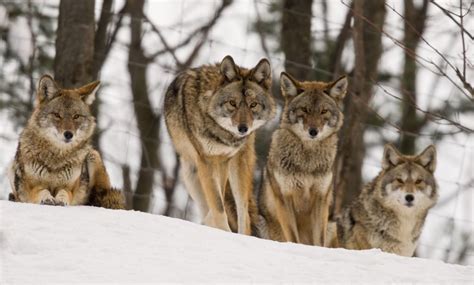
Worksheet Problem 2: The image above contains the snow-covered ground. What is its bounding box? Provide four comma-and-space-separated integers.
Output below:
0, 201, 472, 283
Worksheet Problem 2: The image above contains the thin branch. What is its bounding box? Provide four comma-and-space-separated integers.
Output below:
430, 0, 474, 40
385, 2, 474, 98
179, 0, 233, 70
253, 0, 270, 57
145, 0, 232, 66
341, 0, 472, 100
143, 13, 183, 66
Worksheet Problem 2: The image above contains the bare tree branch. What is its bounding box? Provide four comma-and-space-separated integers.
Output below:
430, 0, 474, 40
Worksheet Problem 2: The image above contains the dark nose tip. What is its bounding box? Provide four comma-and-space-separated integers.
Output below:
238, 124, 248, 134
405, 194, 414, 203
309, 128, 318, 137
64, 131, 73, 140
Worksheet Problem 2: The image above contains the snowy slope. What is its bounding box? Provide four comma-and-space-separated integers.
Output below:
0, 201, 472, 283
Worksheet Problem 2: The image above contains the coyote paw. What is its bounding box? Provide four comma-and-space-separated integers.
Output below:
40, 197, 57, 205
54, 190, 70, 206
54, 200, 67, 206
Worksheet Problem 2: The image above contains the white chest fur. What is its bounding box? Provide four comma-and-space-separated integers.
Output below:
395, 216, 418, 256
274, 171, 332, 197
24, 162, 82, 188
196, 134, 241, 157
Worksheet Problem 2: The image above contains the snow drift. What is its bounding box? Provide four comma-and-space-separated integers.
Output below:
0, 201, 472, 283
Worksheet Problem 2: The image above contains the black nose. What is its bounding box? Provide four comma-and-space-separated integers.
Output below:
64, 131, 73, 140
238, 124, 248, 134
405, 194, 414, 203
309, 128, 318, 137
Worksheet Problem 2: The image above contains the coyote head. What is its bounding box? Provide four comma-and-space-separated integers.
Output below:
279, 72, 348, 142
208, 55, 276, 137
30, 75, 100, 149
374, 144, 438, 214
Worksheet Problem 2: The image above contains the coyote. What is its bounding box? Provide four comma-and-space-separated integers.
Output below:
164, 55, 275, 234
8, 75, 124, 209
331, 144, 438, 256
258, 72, 348, 245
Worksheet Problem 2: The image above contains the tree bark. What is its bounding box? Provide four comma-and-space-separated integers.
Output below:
333, 0, 386, 215
127, 0, 161, 212
398, 0, 429, 154
281, 0, 313, 80
54, 0, 95, 88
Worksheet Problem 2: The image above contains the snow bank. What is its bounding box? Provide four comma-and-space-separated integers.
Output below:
0, 201, 472, 283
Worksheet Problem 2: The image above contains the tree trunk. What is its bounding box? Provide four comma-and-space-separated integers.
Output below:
398, 0, 429, 154
54, 0, 95, 88
281, 0, 313, 80
127, 0, 161, 212
333, 0, 386, 215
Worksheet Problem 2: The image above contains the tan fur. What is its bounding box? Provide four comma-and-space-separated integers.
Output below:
8, 75, 124, 209
333, 144, 438, 256
164, 56, 276, 235
258, 72, 348, 245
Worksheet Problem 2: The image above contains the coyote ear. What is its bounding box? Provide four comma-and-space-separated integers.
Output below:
280, 72, 299, 98
416, 145, 436, 173
220, 55, 240, 82
37, 75, 59, 103
326, 76, 348, 101
76, 80, 100, 105
251, 58, 271, 84
382, 144, 403, 170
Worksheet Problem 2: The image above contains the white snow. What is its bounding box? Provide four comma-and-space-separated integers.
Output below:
1, 201, 472, 283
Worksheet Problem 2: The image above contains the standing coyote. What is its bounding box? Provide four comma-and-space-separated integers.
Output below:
258, 72, 348, 245
330, 144, 438, 256
8, 75, 124, 209
164, 55, 275, 234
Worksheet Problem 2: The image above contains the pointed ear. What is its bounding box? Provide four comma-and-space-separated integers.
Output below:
416, 145, 436, 173
280, 72, 299, 99
220, 55, 240, 82
76, 80, 100, 105
382, 144, 403, 170
37, 75, 59, 104
251, 58, 271, 83
327, 76, 348, 101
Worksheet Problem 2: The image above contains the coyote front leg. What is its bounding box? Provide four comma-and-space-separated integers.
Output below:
274, 198, 300, 243
228, 152, 253, 235
197, 159, 231, 232
312, 190, 331, 246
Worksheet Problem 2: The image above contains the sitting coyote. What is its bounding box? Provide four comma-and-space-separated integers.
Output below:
258, 72, 348, 245
329, 144, 438, 256
8, 75, 124, 209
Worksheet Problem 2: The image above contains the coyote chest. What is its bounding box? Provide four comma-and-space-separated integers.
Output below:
24, 159, 84, 189
275, 171, 332, 211
195, 133, 242, 157
369, 216, 418, 257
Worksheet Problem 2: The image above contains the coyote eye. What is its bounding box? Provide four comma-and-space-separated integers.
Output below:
415, 179, 423, 184
229, 100, 237, 107
301, 107, 308, 113
73, 114, 80, 120
321, 109, 328, 114
396, 178, 404, 184
250, 102, 257, 108
53, 112, 61, 119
